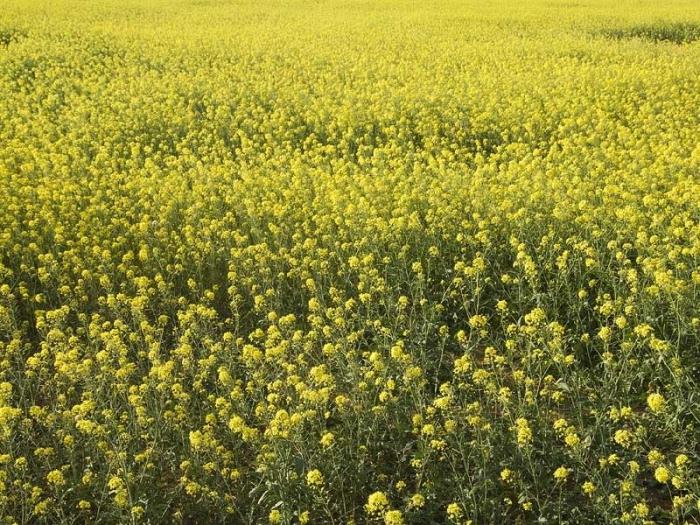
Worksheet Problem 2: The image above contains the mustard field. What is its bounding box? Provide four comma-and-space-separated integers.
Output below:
1, 0, 700, 523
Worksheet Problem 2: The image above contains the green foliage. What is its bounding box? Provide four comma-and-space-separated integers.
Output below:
602, 21, 700, 44
0, 27, 26, 47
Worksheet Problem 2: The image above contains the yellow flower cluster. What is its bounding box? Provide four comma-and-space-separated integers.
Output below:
0, 0, 699, 523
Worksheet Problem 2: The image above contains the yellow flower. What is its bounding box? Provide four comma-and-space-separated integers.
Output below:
500, 468, 513, 483
564, 432, 580, 448
654, 466, 671, 484
646, 393, 666, 414
634, 503, 649, 518
306, 469, 324, 488
647, 449, 665, 465
46, 470, 65, 487
384, 510, 404, 525
320, 432, 335, 447
365, 491, 389, 514
553, 466, 569, 482
614, 429, 633, 448
514, 418, 533, 447
446, 502, 463, 521
675, 454, 689, 468
408, 494, 425, 509
553, 418, 568, 432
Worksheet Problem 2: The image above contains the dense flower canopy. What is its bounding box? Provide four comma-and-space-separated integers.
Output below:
1, 0, 700, 523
